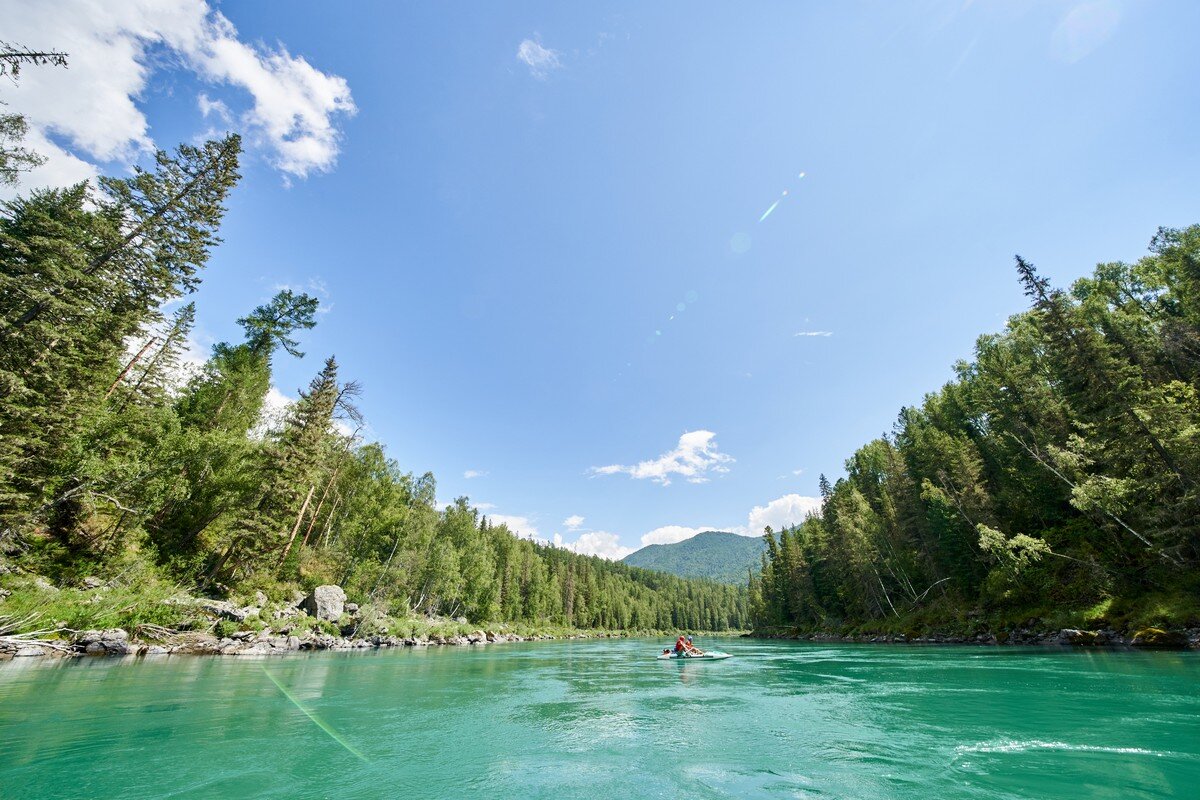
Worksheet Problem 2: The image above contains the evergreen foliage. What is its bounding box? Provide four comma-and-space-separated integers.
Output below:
752, 233, 1200, 631
0, 135, 746, 632
623, 531, 767, 584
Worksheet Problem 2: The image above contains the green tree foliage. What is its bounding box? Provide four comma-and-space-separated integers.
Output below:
0, 130, 744, 631
754, 228, 1200, 630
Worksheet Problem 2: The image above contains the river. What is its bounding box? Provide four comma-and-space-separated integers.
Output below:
1, 637, 1197, 798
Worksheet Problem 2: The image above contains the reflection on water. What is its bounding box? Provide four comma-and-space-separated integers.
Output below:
1, 638, 1198, 799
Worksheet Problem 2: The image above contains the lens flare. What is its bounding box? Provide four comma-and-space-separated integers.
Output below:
758, 200, 780, 223
262, 666, 368, 762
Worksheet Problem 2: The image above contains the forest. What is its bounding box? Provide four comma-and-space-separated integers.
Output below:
0, 133, 746, 635
751, 230, 1200, 634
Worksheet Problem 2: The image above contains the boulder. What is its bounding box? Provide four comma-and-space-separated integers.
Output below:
345, 603, 360, 615
81, 576, 104, 589
1130, 628, 1190, 649
77, 628, 129, 655
1059, 629, 1100, 646
302, 585, 346, 621
32, 576, 58, 593
196, 599, 255, 622
14, 645, 47, 658
254, 591, 269, 607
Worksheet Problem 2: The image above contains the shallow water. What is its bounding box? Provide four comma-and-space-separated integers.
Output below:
1, 638, 1197, 799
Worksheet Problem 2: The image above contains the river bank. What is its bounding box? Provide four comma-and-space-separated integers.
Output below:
0, 577, 732, 662
749, 625, 1200, 649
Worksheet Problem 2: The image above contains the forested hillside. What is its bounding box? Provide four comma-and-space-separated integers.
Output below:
751, 230, 1200, 634
623, 531, 766, 584
0, 135, 746, 634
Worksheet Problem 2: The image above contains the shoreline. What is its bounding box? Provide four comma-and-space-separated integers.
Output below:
0, 627, 745, 663
748, 626, 1200, 650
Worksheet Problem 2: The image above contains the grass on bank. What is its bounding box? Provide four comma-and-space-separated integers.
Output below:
0, 554, 735, 645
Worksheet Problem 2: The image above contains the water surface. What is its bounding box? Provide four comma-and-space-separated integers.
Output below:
2, 638, 1197, 799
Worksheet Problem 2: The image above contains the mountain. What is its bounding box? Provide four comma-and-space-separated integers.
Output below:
622, 531, 765, 584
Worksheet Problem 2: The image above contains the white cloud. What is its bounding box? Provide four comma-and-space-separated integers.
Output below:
794, 331, 833, 337
516, 38, 562, 79
0, 0, 355, 188
197, 92, 231, 122
463, 469, 488, 479
563, 515, 585, 530
640, 525, 715, 547
636, 493, 822, 549
554, 531, 633, 561
590, 430, 734, 486
250, 385, 294, 439
489, 514, 540, 540
745, 494, 822, 535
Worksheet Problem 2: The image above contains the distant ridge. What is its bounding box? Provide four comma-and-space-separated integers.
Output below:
622, 531, 765, 584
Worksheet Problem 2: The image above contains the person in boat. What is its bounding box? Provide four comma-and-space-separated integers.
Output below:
674, 633, 688, 656
685, 635, 705, 656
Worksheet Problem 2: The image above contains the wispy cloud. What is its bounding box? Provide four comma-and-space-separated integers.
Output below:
517, 38, 562, 79
563, 515, 585, 530
463, 469, 488, 479
794, 331, 833, 337
197, 92, 232, 123
489, 514, 539, 540
590, 430, 734, 486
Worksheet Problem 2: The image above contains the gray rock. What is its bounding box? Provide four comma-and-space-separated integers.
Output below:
286, 636, 301, 651
81, 576, 104, 589
144, 645, 169, 655
1060, 628, 1100, 646
302, 585, 346, 621
14, 645, 46, 657
33, 576, 58, 592
254, 591, 269, 607
196, 599, 256, 622
454, 616, 468, 624
345, 603, 360, 615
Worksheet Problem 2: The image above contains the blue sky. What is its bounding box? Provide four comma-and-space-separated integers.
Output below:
6, 1, 1200, 558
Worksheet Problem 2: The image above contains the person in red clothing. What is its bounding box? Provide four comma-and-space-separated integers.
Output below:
674, 634, 688, 656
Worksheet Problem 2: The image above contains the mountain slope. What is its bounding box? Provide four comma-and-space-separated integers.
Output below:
622, 531, 765, 584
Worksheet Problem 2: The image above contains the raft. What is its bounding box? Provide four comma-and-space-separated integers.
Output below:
657, 651, 732, 660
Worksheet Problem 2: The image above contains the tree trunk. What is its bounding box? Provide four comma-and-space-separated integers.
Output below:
278, 485, 316, 567
106, 336, 157, 399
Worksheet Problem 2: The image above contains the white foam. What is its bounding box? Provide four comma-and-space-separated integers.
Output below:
955, 740, 1160, 758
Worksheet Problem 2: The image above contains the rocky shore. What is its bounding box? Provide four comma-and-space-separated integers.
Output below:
0, 625, 564, 661
751, 625, 1200, 649
0, 582, 627, 662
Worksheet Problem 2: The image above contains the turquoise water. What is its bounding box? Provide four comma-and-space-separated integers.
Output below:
1, 638, 1197, 799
